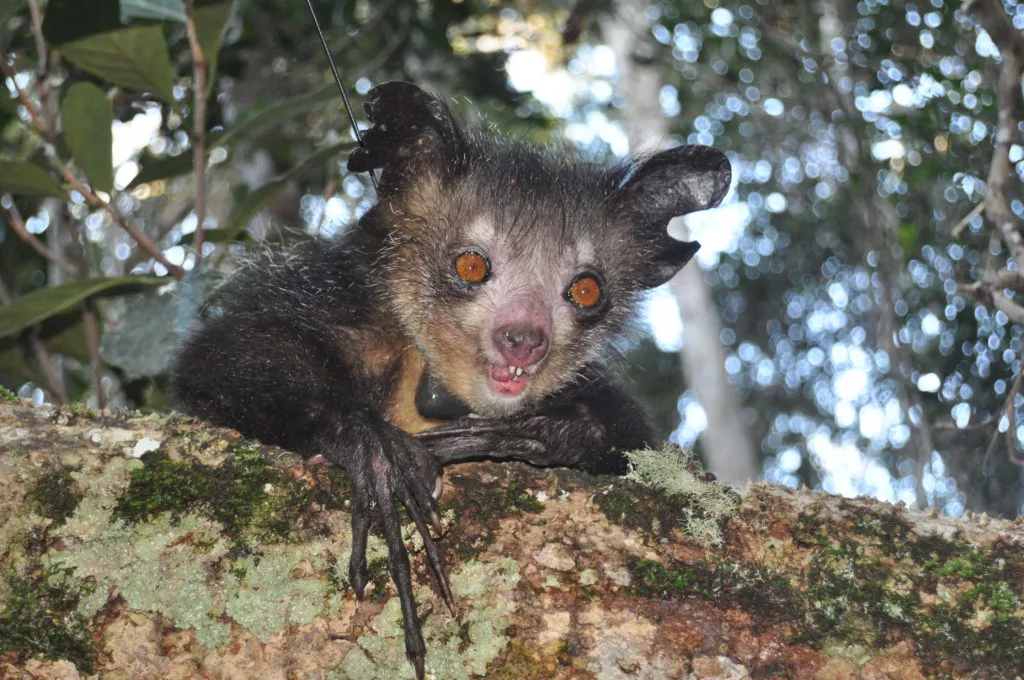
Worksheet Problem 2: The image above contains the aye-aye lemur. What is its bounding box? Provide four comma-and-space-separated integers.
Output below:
173, 82, 730, 677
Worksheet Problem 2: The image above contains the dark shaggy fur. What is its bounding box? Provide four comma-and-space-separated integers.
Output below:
172, 82, 730, 678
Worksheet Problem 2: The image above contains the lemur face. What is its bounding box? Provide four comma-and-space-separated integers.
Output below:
378, 165, 634, 417
353, 83, 730, 417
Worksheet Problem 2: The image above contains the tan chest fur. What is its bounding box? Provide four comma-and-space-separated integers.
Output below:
383, 345, 448, 434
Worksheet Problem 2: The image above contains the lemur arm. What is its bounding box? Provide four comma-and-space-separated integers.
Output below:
416, 368, 656, 475
173, 316, 450, 678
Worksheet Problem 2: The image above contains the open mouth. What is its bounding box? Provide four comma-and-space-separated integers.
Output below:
487, 363, 531, 397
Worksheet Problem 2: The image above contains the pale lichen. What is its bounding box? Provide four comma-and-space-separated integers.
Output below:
224, 545, 349, 642
51, 512, 235, 647
625, 446, 739, 547
339, 558, 520, 679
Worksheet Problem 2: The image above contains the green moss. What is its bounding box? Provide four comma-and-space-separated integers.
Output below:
0, 563, 96, 672
628, 559, 700, 597
708, 559, 801, 624
915, 563, 1024, 674
627, 557, 799, 626
795, 540, 916, 646
485, 641, 555, 680
0, 385, 17, 402
626, 505, 1023, 678
443, 479, 544, 521
113, 443, 317, 546
441, 478, 544, 560
367, 557, 389, 601
504, 480, 545, 513
26, 469, 80, 527
934, 554, 985, 579
791, 508, 1024, 677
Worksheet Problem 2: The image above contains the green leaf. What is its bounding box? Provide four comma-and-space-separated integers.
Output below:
58, 25, 176, 103
222, 141, 352, 239
0, 91, 18, 115
42, 0, 120, 46
216, 83, 337, 149
193, 2, 233, 82
62, 83, 114, 192
119, 0, 232, 83
0, 317, 91, 388
179, 228, 249, 246
126, 152, 193, 187
42, 319, 92, 362
120, 0, 185, 22
0, 158, 67, 198
0, 277, 166, 339
128, 82, 338, 188
100, 289, 178, 379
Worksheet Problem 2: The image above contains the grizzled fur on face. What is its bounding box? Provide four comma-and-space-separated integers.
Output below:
349, 82, 731, 418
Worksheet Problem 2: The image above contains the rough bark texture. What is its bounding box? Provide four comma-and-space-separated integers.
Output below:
0, 398, 1022, 679
602, 0, 759, 487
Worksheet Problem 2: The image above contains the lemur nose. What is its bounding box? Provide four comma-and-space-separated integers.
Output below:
494, 323, 549, 366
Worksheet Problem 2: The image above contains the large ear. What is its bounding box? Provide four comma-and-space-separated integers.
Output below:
347, 82, 465, 194
616, 144, 731, 287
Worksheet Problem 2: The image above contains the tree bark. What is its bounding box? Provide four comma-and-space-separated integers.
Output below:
2, 400, 1022, 679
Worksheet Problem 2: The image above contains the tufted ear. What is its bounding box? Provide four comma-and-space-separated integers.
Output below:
347, 82, 466, 195
615, 145, 731, 287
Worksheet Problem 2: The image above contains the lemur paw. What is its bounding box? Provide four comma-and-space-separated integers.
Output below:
335, 415, 452, 679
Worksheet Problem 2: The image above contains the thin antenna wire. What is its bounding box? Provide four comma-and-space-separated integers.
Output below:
303, 0, 378, 192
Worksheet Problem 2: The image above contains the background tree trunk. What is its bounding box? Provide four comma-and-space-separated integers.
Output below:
603, 0, 759, 486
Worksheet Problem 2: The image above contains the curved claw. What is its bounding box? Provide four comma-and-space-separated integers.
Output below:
399, 484, 455, 615
348, 488, 371, 598
373, 480, 427, 677
336, 418, 448, 680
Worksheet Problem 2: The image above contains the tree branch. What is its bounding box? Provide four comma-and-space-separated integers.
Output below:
55, 164, 185, 279
1004, 350, 1024, 467
951, 201, 985, 237
184, 4, 208, 263
958, 281, 1024, 324
964, 0, 1024, 273
0, 58, 51, 136
1, 58, 185, 280
26, 0, 47, 75
1, 199, 79, 278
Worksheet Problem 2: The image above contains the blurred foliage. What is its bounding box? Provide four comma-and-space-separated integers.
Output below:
626, 0, 1024, 518
0, 0, 555, 401
2, 0, 1024, 518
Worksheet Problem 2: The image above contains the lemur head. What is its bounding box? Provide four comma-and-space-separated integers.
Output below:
349, 82, 730, 418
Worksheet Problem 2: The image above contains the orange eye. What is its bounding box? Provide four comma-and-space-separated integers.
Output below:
568, 275, 602, 308
454, 250, 490, 284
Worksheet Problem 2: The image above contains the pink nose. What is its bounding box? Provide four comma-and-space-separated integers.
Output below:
493, 323, 549, 366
